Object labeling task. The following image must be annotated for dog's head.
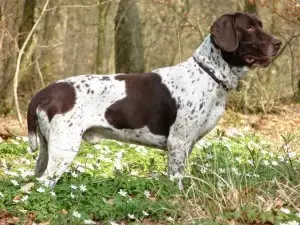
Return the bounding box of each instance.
[210,12,281,68]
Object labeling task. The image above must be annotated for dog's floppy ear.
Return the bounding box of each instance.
[210,14,239,52]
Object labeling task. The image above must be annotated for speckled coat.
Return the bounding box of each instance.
[27,35,248,188]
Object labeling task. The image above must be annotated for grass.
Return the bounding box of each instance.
[0,130,300,225]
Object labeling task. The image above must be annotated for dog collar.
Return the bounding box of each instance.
[193,55,229,92]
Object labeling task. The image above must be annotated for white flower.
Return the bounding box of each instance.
[206,153,213,160]
[118,189,127,197]
[280,207,291,214]
[279,155,285,162]
[72,211,81,218]
[50,191,56,196]
[219,168,226,173]
[11,139,19,145]
[71,192,75,199]
[252,173,260,178]
[271,161,278,166]
[0,192,3,198]
[71,172,78,178]
[94,144,101,150]
[21,195,28,202]
[79,184,87,192]
[130,170,139,176]
[235,157,242,164]
[261,150,268,155]
[200,168,207,174]
[84,219,96,224]
[21,136,29,142]
[217,181,225,188]
[77,166,85,173]
[116,151,123,159]
[166,216,174,222]
[144,190,151,198]
[37,187,45,193]
[296,212,300,217]
[280,221,300,225]
[248,160,254,166]
[71,185,77,190]
[86,154,94,159]
[128,214,135,219]
[288,152,296,159]
[142,211,149,216]
[262,160,270,166]
[11,179,19,186]
[269,152,274,158]
[109,221,119,225]
[114,159,123,171]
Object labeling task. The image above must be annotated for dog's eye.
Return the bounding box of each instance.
[247,26,255,32]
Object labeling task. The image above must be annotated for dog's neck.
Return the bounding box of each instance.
[193,35,248,90]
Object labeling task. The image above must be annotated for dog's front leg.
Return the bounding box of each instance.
[167,136,193,190]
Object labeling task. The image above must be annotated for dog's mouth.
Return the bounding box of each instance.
[244,54,276,67]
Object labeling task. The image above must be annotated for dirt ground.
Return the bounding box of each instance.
[1,103,300,144]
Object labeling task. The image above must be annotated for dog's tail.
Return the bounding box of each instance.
[27,95,40,152]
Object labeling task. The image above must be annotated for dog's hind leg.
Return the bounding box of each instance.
[37,122,82,187]
[34,131,48,177]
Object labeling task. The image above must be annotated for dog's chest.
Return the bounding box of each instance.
[158,64,227,141]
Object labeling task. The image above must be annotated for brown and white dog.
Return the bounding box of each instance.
[27,12,281,188]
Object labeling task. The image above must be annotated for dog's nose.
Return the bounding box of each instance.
[273,39,282,50]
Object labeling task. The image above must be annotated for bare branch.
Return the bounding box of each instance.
[13,0,50,126]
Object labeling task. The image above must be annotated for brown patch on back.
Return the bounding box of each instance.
[27,82,76,133]
[105,73,177,137]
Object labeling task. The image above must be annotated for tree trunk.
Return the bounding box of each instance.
[115,0,144,73]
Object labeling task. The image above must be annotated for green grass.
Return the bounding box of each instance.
[0,131,300,225]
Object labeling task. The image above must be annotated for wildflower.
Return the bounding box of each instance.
[235,157,242,164]
[72,211,81,218]
[118,189,127,197]
[142,211,149,216]
[144,190,151,198]
[288,152,296,159]
[280,207,291,214]
[11,139,19,145]
[37,187,45,193]
[271,161,278,166]
[217,181,225,188]
[296,212,300,217]
[114,159,123,171]
[79,184,87,192]
[71,185,77,190]
[166,217,174,222]
[116,151,123,159]
[21,195,28,202]
[77,166,85,173]
[21,136,29,142]
[280,221,299,225]
[94,144,101,150]
[206,153,213,160]
[279,155,285,162]
[71,172,78,178]
[219,168,226,173]
[11,179,19,186]
[200,168,207,174]
[128,214,135,219]
[247,160,254,166]
[130,170,139,176]
[0,192,4,197]
[262,160,270,166]
[50,191,56,196]
[109,221,119,225]
[87,154,94,159]
[84,219,96,224]
[71,192,75,199]
[261,150,268,155]
[269,152,274,158]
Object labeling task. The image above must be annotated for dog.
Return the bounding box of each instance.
[27,12,281,188]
